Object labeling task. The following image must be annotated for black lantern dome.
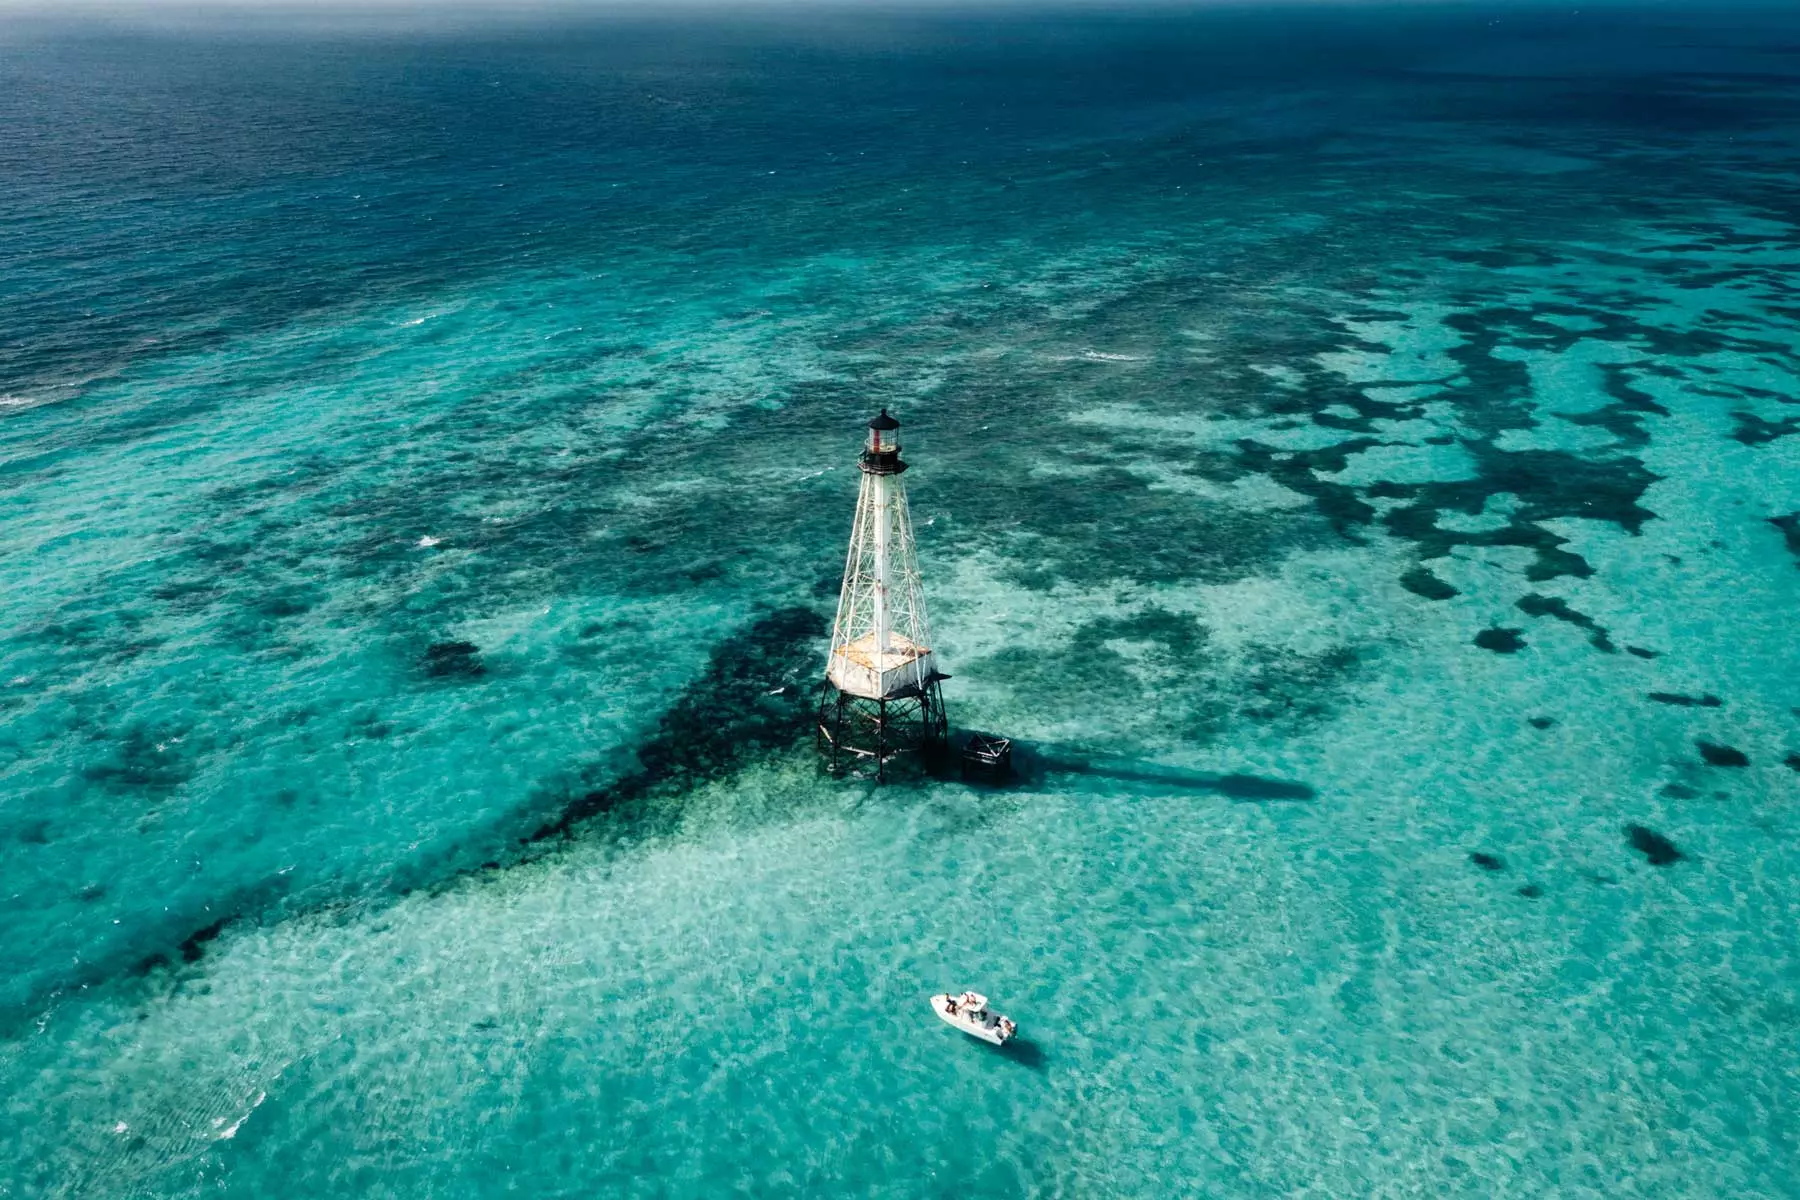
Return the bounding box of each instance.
[862,408,906,474]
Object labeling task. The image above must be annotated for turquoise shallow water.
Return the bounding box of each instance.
[3,6,1799,1196]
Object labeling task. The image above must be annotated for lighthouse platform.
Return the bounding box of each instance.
[826,632,941,701]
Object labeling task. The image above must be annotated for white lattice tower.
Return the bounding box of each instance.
[817,409,948,776]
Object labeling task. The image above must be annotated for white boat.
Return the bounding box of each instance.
[929,990,1017,1045]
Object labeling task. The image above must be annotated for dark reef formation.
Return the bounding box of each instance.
[1399,567,1458,600]
[1772,514,1800,567]
[1475,627,1527,654]
[1696,741,1749,767]
[1625,824,1684,867]
[1515,593,1616,653]
[424,640,485,678]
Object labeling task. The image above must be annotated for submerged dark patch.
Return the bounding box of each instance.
[1696,740,1749,767]
[1516,883,1544,899]
[958,435,1336,591]
[1474,627,1526,654]
[252,586,323,620]
[424,640,484,678]
[1648,692,1723,708]
[1772,514,1800,566]
[1731,412,1800,446]
[1379,445,1656,583]
[1515,593,1616,652]
[1565,364,1671,448]
[1470,851,1505,872]
[1232,437,1381,539]
[1399,567,1458,601]
[1625,824,1684,867]
[1528,716,1556,729]
[1627,646,1660,659]
[1234,644,1361,728]
[346,710,392,741]
[1074,607,1210,656]
[1785,753,1800,773]
[81,726,191,794]
[178,914,234,964]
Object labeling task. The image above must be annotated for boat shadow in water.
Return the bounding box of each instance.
[983,1036,1048,1073]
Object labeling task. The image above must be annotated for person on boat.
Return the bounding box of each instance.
[944,998,958,1016]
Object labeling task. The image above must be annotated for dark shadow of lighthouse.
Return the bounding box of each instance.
[816,409,950,780]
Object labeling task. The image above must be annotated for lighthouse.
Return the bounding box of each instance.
[817,409,949,778]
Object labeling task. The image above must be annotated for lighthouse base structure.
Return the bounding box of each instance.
[815,676,949,781]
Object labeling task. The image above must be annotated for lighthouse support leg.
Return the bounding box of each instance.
[817,683,846,774]
[818,679,947,780]
[876,698,887,783]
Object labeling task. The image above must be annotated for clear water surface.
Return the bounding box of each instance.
[2,5,1798,1196]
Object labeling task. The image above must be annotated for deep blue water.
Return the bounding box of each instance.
[3,6,1799,1196]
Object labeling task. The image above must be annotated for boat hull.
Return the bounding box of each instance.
[928,994,1011,1045]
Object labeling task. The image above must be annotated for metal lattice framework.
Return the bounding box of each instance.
[828,467,935,694]
[817,411,948,778]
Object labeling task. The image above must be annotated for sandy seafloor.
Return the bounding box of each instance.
[1,6,1798,1196]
